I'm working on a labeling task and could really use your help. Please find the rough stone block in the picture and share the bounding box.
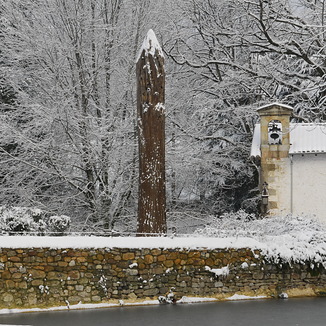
[1,271,11,280]
[214,281,223,287]
[48,272,65,280]
[68,296,82,303]
[12,273,22,279]
[122,253,135,261]
[157,255,166,262]
[151,249,161,256]
[144,255,154,264]
[163,260,174,268]
[28,293,37,305]
[5,280,15,288]
[75,285,84,291]
[68,271,80,279]
[31,280,43,286]
[143,288,159,296]
[126,269,138,276]
[3,293,14,302]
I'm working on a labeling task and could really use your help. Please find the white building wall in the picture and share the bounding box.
[292,154,326,223]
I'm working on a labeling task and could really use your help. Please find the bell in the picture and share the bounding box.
[269,123,281,143]
[270,132,280,140]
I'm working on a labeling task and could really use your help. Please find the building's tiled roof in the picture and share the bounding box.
[250,123,326,157]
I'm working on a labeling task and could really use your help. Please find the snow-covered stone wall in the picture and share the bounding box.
[1,246,326,309]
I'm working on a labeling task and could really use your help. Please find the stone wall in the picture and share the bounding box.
[1,247,326,308]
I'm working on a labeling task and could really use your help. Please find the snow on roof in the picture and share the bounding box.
[251,123,326,157]
[290,123,326,153]
[136,29,164,62]
[257,102,294,112]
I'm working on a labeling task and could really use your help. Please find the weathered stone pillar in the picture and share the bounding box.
[258,103,293,215]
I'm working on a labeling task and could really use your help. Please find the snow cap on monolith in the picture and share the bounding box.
[136,29,164,61]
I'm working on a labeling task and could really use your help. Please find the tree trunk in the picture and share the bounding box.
[136,30,166,235]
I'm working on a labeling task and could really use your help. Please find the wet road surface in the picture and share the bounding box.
[0,297,326,326]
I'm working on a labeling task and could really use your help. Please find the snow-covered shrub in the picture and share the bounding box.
[0,206,47,235]
[240,194,260,215]
[195,210,257,238]
[0,206,71,235]
[195,212,326,263]
[48,215,70,235]
[195,210,324,238]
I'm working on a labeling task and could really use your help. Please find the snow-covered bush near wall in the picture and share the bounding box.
[195,210,323,238]
[0,206,70,235]
[195,210,256,238]
[0,206,47,235]
[48,215,70,235]
[195,211,326,263]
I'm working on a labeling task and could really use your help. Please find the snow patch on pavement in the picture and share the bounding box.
[0,295,269,315]
[177,296,217,303]
[0,300,158,315]
[227,294,267,301]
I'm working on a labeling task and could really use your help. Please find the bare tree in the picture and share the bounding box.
[163,0,326,216]
[0,0,167,230]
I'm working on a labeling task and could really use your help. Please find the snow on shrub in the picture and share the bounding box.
[195,211,326,263]
[48,215,70,235]
[195,210,257,238]
[0,206,47,235]
[195,210,323,238]
[0,206,70,235]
